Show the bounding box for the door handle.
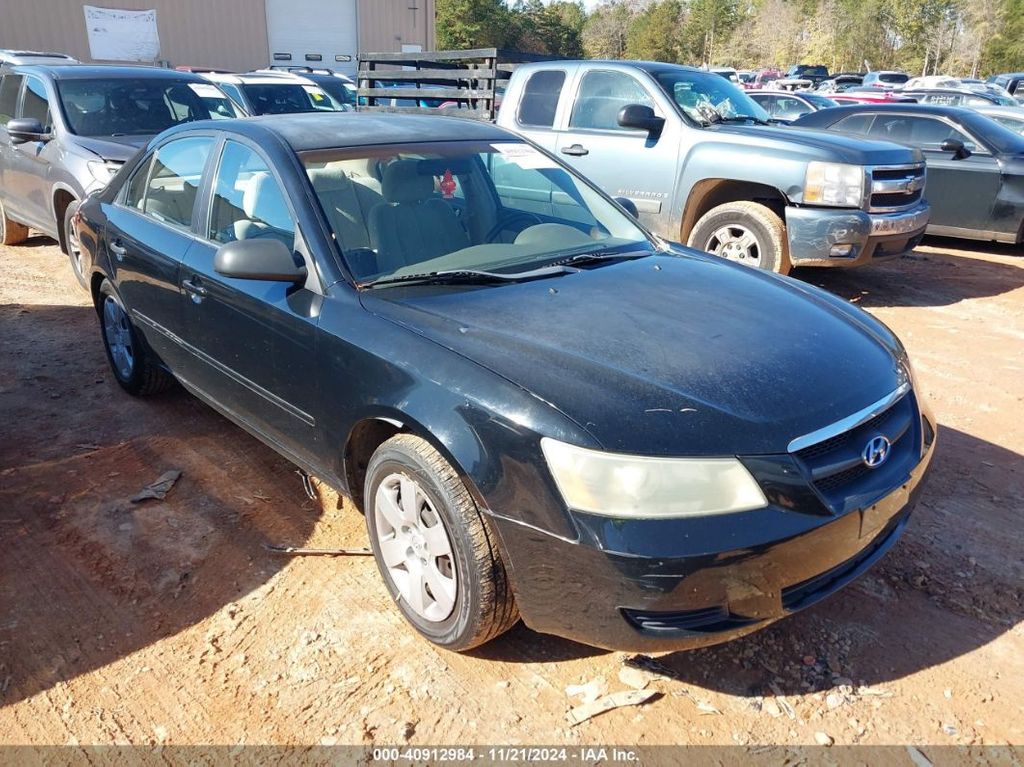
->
[560,143,589,157]
[109,239,127,259]
[182,278,208,298]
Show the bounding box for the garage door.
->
[265,0,358,75]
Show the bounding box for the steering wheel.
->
[484,210,545,243]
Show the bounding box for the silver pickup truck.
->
[495,61,930,274]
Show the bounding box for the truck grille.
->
[793,390,921,514]
[868,165,926,212]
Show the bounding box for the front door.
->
[5,74,58,232]
[553,69,681,237]
[104,134,216,372]
[179,138,322,467]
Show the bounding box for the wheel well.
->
[344,418,404,513]
[681,179,788,243]
[90,272,106,315]
[52,189,76,253]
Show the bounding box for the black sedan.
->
[795,103,1024,243]
[76,114,935,652]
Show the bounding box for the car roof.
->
[161,112,515,152]
[7,64,208,81]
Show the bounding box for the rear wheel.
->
[0,198,29,246]
[64,202,89,290]
[98,280,174,396]
[365,434,519,651]
[688,201,791,275]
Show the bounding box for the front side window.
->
[570,70,656,131]
[302,140,650,284]
[832,113,874,134]
[0,74,23,126]
[208,141,295,245]
[21,76,51,129]
[517,70,565,128]
[56,78,227,137]
[774,96,813,120]
[128,137,213,229]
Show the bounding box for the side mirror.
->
[214,238,307,283]
[940,138,970,159]
[613,196,639,219]
[617,104,665,137]
[6,117,49,144]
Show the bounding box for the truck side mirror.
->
[940,138,970,159]
[617,104,665,137]
[613,197,639,219]
[6,118,50,144]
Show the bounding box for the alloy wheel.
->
[373,472,457,622]
[102,296,135,380]
[705,224,762,267]
[67,216,87,282]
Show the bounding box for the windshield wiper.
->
[554,250,650,268]
[361,265,576,289]
[715,115,772,126]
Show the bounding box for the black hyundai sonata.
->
[76,113,935,651]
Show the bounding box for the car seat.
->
[368,160,469,274]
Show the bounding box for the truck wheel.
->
[365,434,519,651]
[0,198,29,246]
[64,202,89,290]
[98,280,174,396]
[688,201,791,275]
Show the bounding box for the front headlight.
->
[87,160,122,186]
[540,438,768,519]
[804,161,864,207]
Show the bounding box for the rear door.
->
[104,134,216,372]
[179,138,322,466]
[507,66,576,155]
[865,113,1001,233]
[553,68,681,235]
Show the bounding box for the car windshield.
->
[653,70,770,124]
[310,77,355,107]
[57,78,238,136]
[301,140,653,285]
[241,83,343,114]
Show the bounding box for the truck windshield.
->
[653,70,770,125]
[57,78,238,136]
[301,140,653,285]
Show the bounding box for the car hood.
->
[73,134,150,163]
[361,252,908,456]
[705,123,923,165]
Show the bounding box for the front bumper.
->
[785,203,930,267]
[489,417,935,652]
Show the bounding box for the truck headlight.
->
[540,438,768,518]
[87,160,122,186]
[804,162,864,207]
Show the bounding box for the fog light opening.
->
[829,243,855,258]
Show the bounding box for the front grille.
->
[794,391,921,514]
[622,605,760,636]
[869,165,926,212]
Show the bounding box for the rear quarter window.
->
[517,70,565,128]
[831,113,874,134]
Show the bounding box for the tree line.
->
[436,0,1023,78]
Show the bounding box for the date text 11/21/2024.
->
[370,747,639,762]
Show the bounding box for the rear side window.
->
[832,113,874,134]
[21,76,51,129]
[0,74,23,126]
[517,70,565,128]
[125,137,214,229]
[208,141,295,245]
[569,70,655,131]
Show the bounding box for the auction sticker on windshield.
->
[492,143,559,170]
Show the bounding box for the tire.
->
[0,198,29,246]
[97,280,174,396]
[688,201,791,275]
[365,434,519,651]
[64,201,89,290]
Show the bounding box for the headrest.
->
[381,160,433,204]
[242,171,291,230]
[308,167,354,194]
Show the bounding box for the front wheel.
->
[365,434,519,651]
[688,201,791,275]
[98,280,174,396]
[64,201,89,290]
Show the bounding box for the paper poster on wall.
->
[84,6,161,62]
